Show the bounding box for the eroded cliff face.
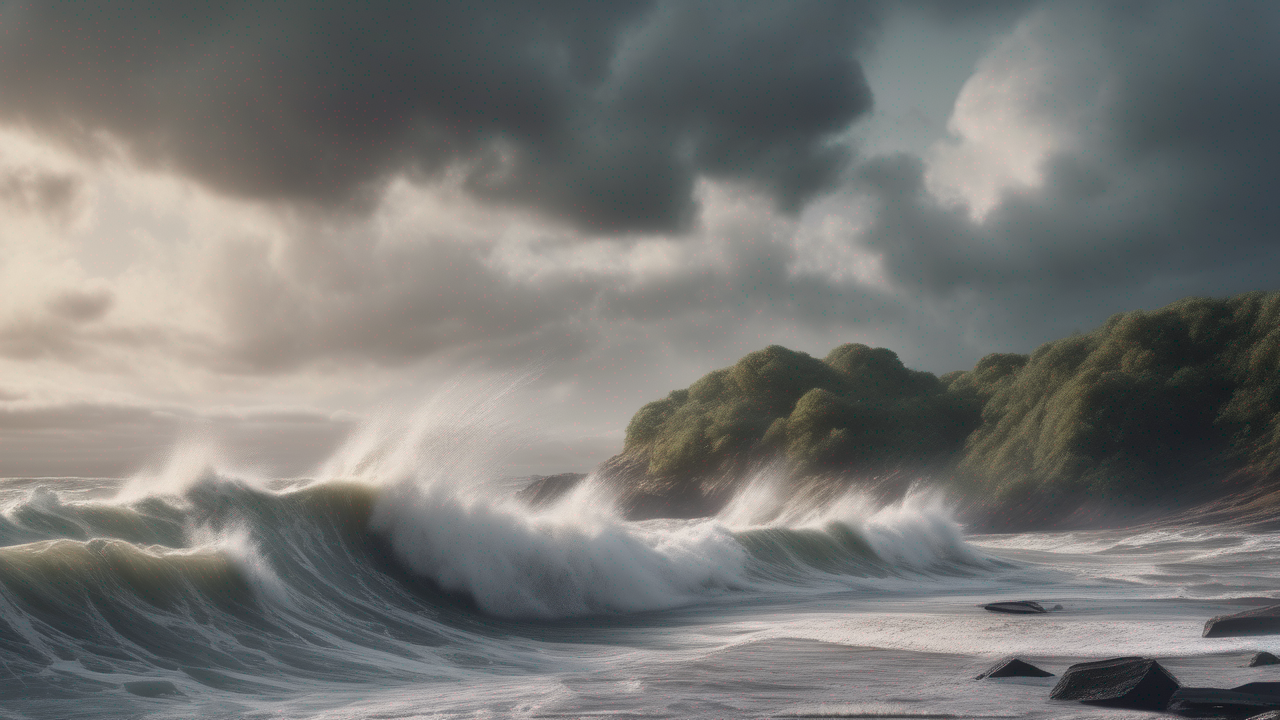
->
[563,291,1280,530]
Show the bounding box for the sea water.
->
[2,394,1278,719]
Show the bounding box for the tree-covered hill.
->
[600,291,1280,526]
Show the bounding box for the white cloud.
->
[925,5,1110,219]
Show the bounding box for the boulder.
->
[123,680,181,697]
[1250,652,1280,667]
[1246,712,1280,720]
[1167,682,1280,717]
[1205,605,1280,638]
[983,600,1047,614]
[976,657,1054,680]
[1049,657,1180,711]
[1237,684,1280,697]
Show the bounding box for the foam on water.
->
[757,605,1280,660]
[10,378,1280,718]
[372,482,752,617]
[294,377,994,618]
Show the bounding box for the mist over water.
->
[2,380,1279,719]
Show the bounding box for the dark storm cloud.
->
[851,1,1280,342]
[0,0,880,231]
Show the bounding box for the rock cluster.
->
[974,601,1280,717]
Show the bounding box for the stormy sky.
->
[1,0,1276,479]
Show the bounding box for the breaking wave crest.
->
[0,382,996,700]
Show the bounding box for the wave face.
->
[0,386,995,705]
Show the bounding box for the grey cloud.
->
[0,317,81,361]
[0,402,351,478]
[593,227,900,332]
[0,166,80,218]
[1105,2,1280,159]
[0,0,884,232]
[181,178,909,379]
[47,288,114,323]
[845,1,1280,345]
[0,295,196,364]
[915,0,1031,22]
[23,0,1277,398]
[203,225,601,373]
[29,0,1280,481]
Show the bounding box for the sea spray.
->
[329,378,754,617]
[819,490,990,572]
[372,469,996,617]
[114,436,251,505]
[303,376,995,618]
[0,375,1014,720]
[716,464,992,576]
[372,482,751,618]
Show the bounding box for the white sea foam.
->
[190,523,294,607]
[114,438,258,504]
[761,607,1280,659]
[371,481,1000,618]
[372,483,752,617]
[814,488,991,571]
[309,379,996,618]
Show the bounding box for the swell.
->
[0,479,463,702]
[0,474,993,701]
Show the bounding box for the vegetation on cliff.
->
[618,291,1280,515]
[624,343,979,478]
[958,292,1280,505]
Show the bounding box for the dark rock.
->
[1168,682,1280,717]
[983,600,1047,614]
[515,473,587,508]
[1250,652,1280,667]
[1205,604,1280,638]
[1049,657,1180,711]
[976,657,1054,680]
[1236,684,1280,696]
[1051,604,1064,610]
[123,680,181,697]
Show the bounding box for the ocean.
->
[2,403,1278,719]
